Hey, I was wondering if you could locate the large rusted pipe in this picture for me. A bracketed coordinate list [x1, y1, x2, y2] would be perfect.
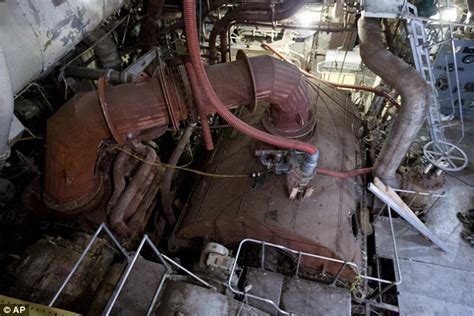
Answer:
[44, 55, 315, 209]
[358, 18, 429, 186]
[44, 79, 174, 210]
[260, 42, 401, 109]
[184, 0, 317, 155]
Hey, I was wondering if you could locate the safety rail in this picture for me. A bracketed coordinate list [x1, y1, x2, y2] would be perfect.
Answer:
[227, 218, 403, 316]
[48, 223, 215, 316]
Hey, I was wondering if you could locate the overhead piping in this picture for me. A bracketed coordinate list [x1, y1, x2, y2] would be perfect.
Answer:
[358, 18, 429, 186]
[209, 0, 308, 63]
[260, 43, 401, 109]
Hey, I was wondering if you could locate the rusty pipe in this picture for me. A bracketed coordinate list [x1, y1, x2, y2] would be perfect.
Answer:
[358, 18, 429, 187]
[44, 79, 173, 209]
[260, 42, 401, 109]
[185, 0, 317, 155]
[109, 143, 158, 237]
[201, 55, 315, 137]
[161, 124, 196, 226]
[44, 55, 315, 209]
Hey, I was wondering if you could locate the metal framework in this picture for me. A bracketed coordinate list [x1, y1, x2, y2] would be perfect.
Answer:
[227, 228, 403, 315]
[405, 3, 468, 171]
[48, 223, 215, 316]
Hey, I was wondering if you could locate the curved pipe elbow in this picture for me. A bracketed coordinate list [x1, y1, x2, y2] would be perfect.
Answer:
[358, 18, 429, 186]
[202, 55, 314, 138]
[44, 92, 109, 210]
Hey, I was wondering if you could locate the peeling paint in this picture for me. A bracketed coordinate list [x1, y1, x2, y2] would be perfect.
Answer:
[26, 0, 40, 25]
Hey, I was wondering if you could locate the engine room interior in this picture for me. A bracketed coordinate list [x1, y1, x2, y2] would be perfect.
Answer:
[0, 0, 474, 315]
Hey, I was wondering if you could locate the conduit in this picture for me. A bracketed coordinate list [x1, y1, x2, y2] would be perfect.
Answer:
[358, 18, 429, 186]
[184, 0, 318, 155]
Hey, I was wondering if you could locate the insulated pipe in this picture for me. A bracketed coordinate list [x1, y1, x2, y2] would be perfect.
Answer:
[0, 45, 14, 170]
[184, 0, 317, 155]
[84, 28, 122, 70]
[358, 18, 429, 186]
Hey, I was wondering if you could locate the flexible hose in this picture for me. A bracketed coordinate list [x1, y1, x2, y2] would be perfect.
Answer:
[185, 62, 214, 150]
[183, 0, 317, 155]
[260, 43, 401, 109]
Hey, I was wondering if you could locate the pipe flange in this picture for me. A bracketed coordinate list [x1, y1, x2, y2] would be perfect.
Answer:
[178, 64, 198, 123]
[98, 77, 124, 144]
[261, 111, 317, 139]
[157, 64, 181, 131]
[236, 50, 258, 114]
[43, 175, 105, 214]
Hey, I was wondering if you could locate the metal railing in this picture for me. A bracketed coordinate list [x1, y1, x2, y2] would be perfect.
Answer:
[227, 223, 403, 315]
[48, 223, 215, 316]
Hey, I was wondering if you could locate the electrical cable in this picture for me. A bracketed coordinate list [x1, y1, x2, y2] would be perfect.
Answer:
[114, 146, 267, 178]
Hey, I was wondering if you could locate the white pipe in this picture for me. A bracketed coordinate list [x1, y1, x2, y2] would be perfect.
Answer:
[0, 44, 13, 168]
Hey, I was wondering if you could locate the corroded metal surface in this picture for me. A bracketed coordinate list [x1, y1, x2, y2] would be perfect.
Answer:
[0, 0, 125, 93]
[43, 55, 315, 212]
[174, 83, 363, 280]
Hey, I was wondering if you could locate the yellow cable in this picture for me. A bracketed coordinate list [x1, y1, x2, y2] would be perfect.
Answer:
[114, 146, 267, 179]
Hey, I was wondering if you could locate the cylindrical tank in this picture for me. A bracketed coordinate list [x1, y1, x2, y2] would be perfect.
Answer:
[0, 0, 125, 93]
[172, 83, 363, 281]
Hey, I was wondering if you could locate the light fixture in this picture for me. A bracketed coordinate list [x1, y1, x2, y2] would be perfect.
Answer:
[431, 6, 458, 22]
[295, 8, 321, 27]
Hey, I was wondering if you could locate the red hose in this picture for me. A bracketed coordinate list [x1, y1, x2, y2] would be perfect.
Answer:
[185, 62, 215, 150]
[317, 167, 373, 179]
[260, 43, 401, 109]
[183, 0, 317, 155]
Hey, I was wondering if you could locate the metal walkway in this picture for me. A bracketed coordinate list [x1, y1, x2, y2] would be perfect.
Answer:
[375, 215, 474, 315]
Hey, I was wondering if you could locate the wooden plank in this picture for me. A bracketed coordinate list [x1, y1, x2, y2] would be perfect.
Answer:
[369, 177, 449, 251]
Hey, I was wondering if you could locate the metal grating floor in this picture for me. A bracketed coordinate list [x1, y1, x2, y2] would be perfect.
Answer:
[375, 206, 474, 315]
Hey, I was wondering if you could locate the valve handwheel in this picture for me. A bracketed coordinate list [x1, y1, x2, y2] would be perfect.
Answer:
[423, 141, 468, 172]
